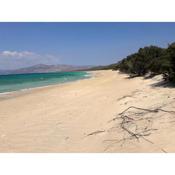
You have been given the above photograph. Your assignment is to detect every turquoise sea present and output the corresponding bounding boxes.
[0,71,90,93]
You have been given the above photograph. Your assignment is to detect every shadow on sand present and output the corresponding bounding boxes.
[150,80,175,88]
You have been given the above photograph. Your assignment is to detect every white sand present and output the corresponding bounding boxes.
[0,70,175,152]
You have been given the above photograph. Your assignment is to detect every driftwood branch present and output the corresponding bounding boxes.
[105,106,175,151]
[109,106,175,123]
[86,130,105,137]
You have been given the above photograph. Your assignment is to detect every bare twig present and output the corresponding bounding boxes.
[86,130,105,137]
[105,106,175,151]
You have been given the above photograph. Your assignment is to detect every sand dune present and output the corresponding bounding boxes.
[0,70,175,152]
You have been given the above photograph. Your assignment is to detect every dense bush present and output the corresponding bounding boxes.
[114,43,175,82]
[90,42,175,82]
[164,43,175,81]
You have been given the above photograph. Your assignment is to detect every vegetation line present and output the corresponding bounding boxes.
[92,42,175,83]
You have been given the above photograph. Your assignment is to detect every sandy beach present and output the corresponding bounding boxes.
[0,70,175,152]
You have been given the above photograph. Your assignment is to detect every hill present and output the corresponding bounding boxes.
[0,64,92,75]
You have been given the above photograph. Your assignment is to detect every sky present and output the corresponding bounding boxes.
[0,22,175,70]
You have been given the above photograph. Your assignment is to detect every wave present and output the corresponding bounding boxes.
[0,71,90,93]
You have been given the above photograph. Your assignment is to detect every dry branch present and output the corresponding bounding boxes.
[86,130,105,137]
[105,106,175,151]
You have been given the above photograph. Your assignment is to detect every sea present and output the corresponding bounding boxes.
[0,71,90,93]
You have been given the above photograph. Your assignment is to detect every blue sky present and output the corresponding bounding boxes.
[0,22,175,70]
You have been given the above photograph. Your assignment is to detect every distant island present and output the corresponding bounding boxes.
[0,64,93,75]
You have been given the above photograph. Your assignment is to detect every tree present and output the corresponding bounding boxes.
[163,43,175,81]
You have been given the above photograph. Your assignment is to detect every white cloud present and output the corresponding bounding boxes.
[0,50,60,70]
[0,50,36,58]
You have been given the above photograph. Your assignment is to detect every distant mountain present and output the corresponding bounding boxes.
[0,64,93,75]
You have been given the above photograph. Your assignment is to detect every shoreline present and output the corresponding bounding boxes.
[0,71,93,100]
[0,70,175,152]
